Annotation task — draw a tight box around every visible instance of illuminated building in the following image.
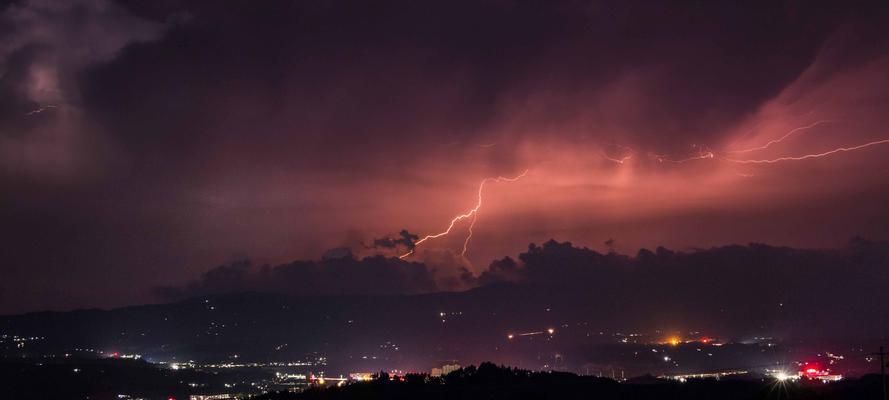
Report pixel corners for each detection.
[431,363,461,377]
[799,362,842,382]
[442,364,461,375]
[349,372,373,381]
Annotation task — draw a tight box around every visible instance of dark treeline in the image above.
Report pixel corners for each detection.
[0,357,251,400]
[258,362,884,400]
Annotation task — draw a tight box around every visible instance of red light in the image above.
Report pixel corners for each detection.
[800,363,828,378]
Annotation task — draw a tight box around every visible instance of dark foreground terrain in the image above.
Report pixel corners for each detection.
[259,363,885,400]
[1,359,884,400]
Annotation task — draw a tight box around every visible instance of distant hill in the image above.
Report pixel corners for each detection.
[3,240,888,376]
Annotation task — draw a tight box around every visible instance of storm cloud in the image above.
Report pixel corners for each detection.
[154,254,438,300]
[158,236,889,340]
[2,1,889,314]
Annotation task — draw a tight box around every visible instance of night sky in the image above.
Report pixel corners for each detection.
[2,0,889,314]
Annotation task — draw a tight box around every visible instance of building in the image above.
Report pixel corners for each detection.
[349,372,373,381]
[431,363,461,377]
[442,364,461,375]
[799,363,843,382]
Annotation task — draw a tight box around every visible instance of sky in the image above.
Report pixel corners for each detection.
[2,0,889,314]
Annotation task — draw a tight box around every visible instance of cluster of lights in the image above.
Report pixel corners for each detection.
[168,358,324,370]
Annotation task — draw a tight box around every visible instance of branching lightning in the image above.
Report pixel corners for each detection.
[462,212,479,255]
[723,139,889,164]
[399,169,529,259]
[726,120,836,154]
[600,120,889,166]
[601,152,633,164]
[25,104,57,116]
[397,121,888,258]
[654,150,715,164]
[601,143,635,164]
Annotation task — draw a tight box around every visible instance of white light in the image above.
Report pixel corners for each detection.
[776,372,788,381]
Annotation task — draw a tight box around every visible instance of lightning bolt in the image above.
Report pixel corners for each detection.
[654,150,715,163]
[601,152,633,164]
[602,120,889,166]
[601,143,635,164]
[462,212,479,256]
[723,139,889,164]
[600,143,717,165]
[726,120,836,154]
[25,105,57,116]
[400,169,529,259]
[601,121,889,166]
[396,124,887,258]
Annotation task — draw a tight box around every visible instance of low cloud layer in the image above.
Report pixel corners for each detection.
[155,254,437,300]
[159,237,889,338]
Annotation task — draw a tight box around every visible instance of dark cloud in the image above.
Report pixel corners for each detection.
[154,237,889,338]
[475,238,889,335]
[372,229,419,251]
[0,0,163,178]
[155,253,438,300]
